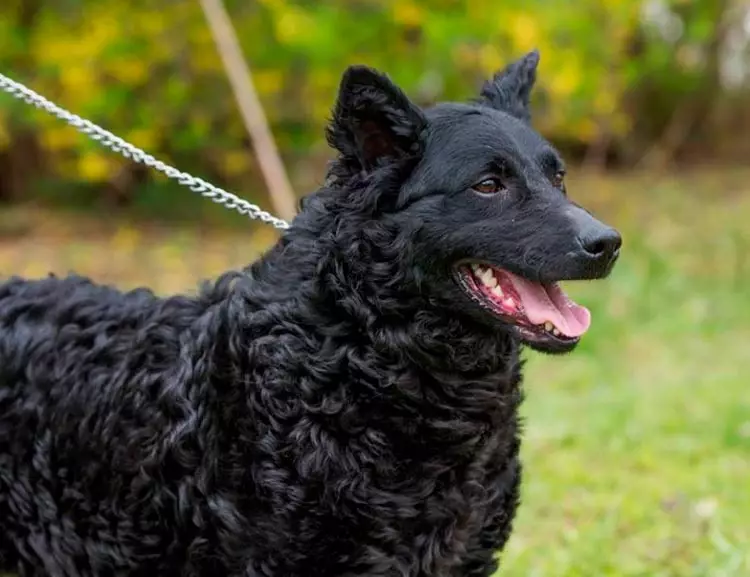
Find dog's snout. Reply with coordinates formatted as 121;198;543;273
578;227;622;261
565;205;622;277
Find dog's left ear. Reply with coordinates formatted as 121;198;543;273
478;49;540;123
327;65;426;171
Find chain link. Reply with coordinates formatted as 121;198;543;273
0;72;290;230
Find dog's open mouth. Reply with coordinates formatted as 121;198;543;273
456;263;591;346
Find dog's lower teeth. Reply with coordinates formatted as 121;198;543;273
544;321;554;332
552;328;561;336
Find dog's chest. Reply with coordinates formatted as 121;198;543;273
327;425;518;577
235;338;522;576
404;432;516;571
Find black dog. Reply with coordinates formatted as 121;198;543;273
0;50;620;577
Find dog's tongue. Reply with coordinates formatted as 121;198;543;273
506;273;591;338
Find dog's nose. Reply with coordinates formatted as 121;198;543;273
577;227;622;263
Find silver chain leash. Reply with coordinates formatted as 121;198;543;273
0;72;290;230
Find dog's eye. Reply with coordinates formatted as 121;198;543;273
552;171;565;189
472;178;505;195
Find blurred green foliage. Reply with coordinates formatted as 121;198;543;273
0;0;741;212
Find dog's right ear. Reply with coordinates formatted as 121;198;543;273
326;65;426;171
478;49;540;123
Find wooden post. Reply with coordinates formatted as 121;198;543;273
199;0;297;222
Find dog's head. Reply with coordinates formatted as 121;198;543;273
321;50;621;354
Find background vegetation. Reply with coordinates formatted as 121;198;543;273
1;1;749;575
1;0;749;212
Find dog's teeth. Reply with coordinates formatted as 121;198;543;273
472;265;485;278
552;328;561;336
491;285;503;297
484;274;498;289
544;321;554;332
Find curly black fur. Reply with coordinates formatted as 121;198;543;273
0;51;620;577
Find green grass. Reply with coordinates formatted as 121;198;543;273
1;169;749;575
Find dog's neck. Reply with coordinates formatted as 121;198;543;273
228;185;522;386
198;189;523;460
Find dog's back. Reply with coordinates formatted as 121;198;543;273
0;274;197;415
0;275;212;575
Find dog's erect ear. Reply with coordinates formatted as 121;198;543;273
478;49;540;122
327;65;426;170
